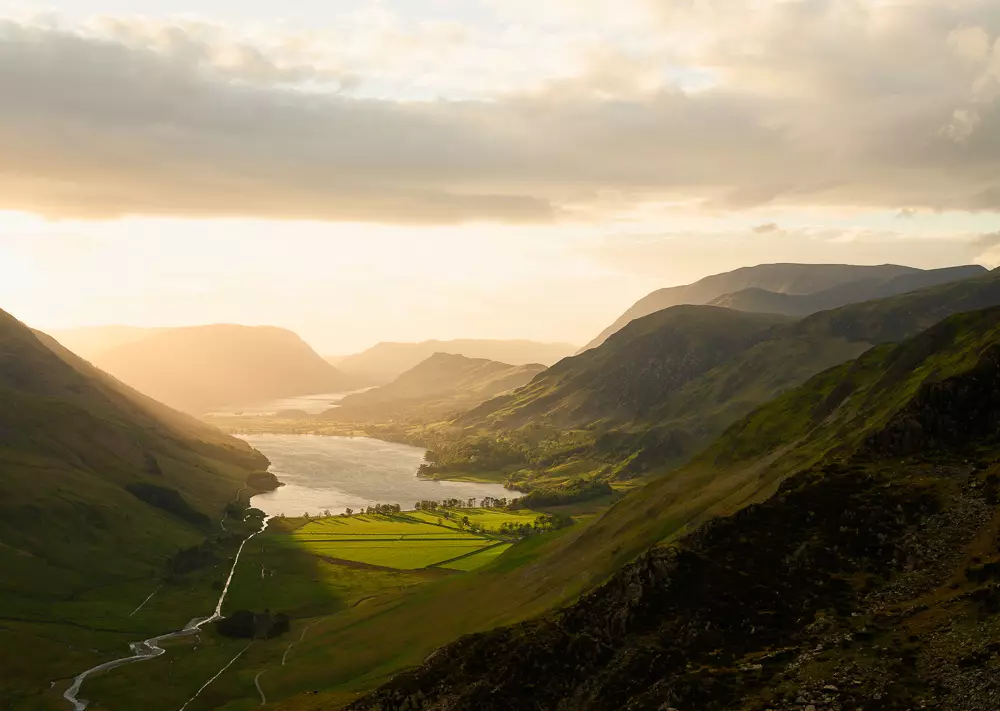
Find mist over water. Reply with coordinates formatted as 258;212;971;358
243;434;514;517
208;389;374;416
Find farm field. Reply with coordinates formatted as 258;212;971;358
282;510;539;570
440;543;513;571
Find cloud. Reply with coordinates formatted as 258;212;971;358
0;3;999;222
752;222;780;234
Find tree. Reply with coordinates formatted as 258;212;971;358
345;507;354;516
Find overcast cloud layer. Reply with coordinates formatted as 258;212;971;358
2;0;999;222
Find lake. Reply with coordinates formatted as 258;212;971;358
243;434;515;517
208;389;375;416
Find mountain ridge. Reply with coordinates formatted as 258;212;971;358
584;262;985;351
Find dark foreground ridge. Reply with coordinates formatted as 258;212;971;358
347;307;1000;711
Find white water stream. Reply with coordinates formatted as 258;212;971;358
62;519;268;710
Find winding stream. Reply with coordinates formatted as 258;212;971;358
62;519;268;710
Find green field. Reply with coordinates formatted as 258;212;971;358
282;511;540;571
440;543;513;571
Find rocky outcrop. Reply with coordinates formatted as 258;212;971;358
864;345;1000;456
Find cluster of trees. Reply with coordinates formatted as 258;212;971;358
216;609;290;639
414;496;511;512
340;503;403;517
508;478;614;509
417;435;531;478
497;513;570;538
126;482;210;527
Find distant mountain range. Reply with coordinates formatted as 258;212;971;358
326;353;546;423
329;339;576;385
583;262;987;350
56;324;352;415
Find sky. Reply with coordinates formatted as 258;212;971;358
2;0;1000;353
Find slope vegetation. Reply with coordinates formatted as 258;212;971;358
347;305;1000;711
439;269;1000;487
585;262;983;350
88;324;351;414
0;309;269;703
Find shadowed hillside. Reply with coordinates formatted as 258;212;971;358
0;309;270;703
331;339;576;385
86;324;351;414
584;262;984;351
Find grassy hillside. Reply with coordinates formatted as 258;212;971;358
87;324;351;414
0;309;271;706
331;339;576;385
325;353;546;423
427;269;1000;493
462;306;791;431
708;264;985;317
343;305;1000;711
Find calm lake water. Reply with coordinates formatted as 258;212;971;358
243;434;514;517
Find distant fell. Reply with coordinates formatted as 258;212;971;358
460;306;792;431
584;262;985;350
46;324;165;360
331;339;575;385
709;264;987;317
86;324;351;414
327;352;546;422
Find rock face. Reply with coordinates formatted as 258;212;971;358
348;458;970;711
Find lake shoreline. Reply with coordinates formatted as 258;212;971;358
240;434;515;519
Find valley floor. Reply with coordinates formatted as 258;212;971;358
28;506;573;711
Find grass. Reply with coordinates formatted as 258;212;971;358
440;544;513;571
279;512;541;570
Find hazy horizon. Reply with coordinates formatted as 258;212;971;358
2;0;1000;353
